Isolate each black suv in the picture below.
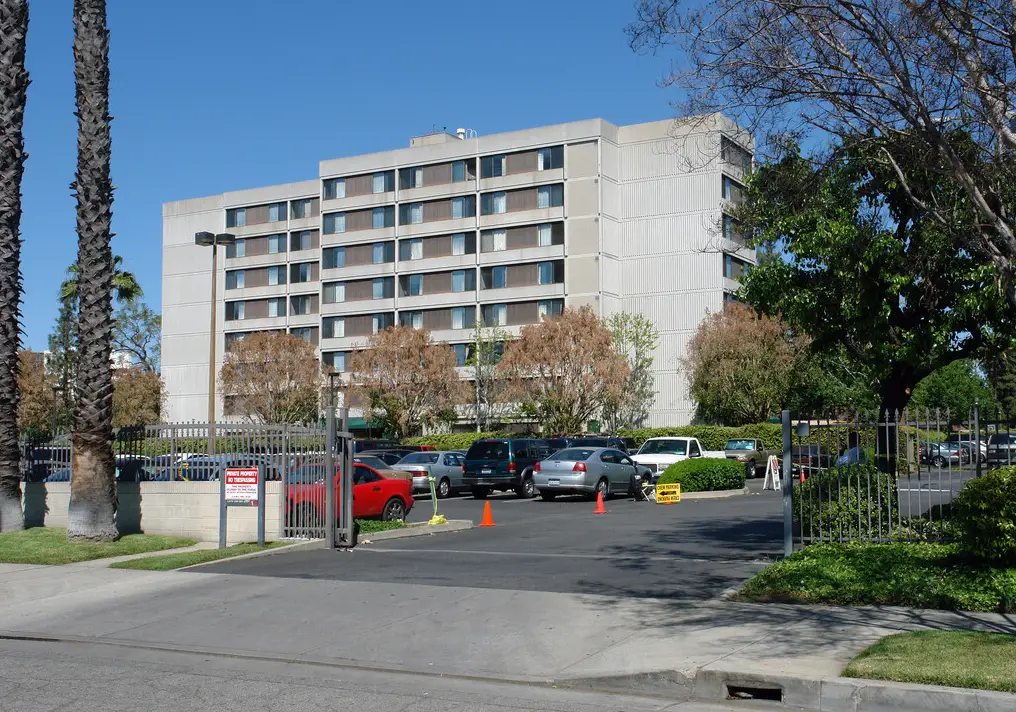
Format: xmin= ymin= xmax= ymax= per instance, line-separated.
xmin=463 ymin=438 xmax=554 ymax=499
xmin=545 ymin=435 xmax=634 ymax=453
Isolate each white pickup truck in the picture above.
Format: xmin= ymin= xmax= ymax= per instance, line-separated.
xmin=630 ymin=436 xmax=727 ymax=481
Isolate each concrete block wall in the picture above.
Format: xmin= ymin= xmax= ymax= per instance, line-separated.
xmin=24 ymin=482 xmax=283 ymax=545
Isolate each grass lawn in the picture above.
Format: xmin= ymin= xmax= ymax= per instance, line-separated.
xmin=0 ymin=527 xmax=196 ymax=565
xmin=844 ymin=631 xmax=1016 ymax=693
xmin=737 ymin=543 xmax=1016 ymax=613
xmin=111 ymin=541 xmax=286 ymax=571
xmin=357 ymin=519 xmax=407 ymax=534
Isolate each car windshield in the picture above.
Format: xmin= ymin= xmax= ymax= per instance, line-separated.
xmin=354 ymin=456 xmax=387 ymax=470
xmin=466 ymin=441 xmax=510 ymax=460
xmin=551 ymin=448 xmax=594 ymax=461
xmin=725 ymin=439 xmax=756 ymax=450
xmin=637 ymin=439 xmax=687 ymax=456
xmin=399 ymin=453 xmax=439 ymax=464
xmin=571 ymin=438 xmax=607 ymax=447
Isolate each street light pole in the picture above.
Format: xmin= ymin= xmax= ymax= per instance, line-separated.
xmin=194 ymin=232 xmax=236 ymax=426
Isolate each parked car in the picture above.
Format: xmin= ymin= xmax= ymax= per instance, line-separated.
xmin=391 ymin=451 xmax=467 ymax=498
xmin=463 ymin=438 xmax=555 ymax=499
xmin=545 ymin=435 xmax=635 ymax=454
xmin=920 ymin=441 xmax=970 ymax=467
xmin=987 ymin=432 xmax=1016 ymax=466
xmin=944 ymin=433 xmax=986 ymax=463
xmin=359 ymin=449 xmax=418 ymax=467
xmin=288 ymin=456 xmax=411 ymax=485
xmin=723 ymin=438 xmax=778 ymax=477
xmin=286 ymin=461 xmax=414 ymax=524
xmin=353 ymin=440 xmax=435 ymax=454
xmin=630 ymin=437 xmax=726 ymax=479
xmin=533 ymin=447 xmax=652 ymax=500
xmin=790 ymin=445 xmax=834 ymax=476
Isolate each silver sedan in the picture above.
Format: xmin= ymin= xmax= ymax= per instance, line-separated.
xmin=391 ymin=451 xmax=466 ymax=498
xmin=533 ymin=447 xmax=652 ymax=501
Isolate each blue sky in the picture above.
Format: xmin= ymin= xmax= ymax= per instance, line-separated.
xmin=19 ymin=0 xmax=676 ymax=350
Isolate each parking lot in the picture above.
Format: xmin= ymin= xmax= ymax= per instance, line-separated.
xmin=203 ymin=480 xmax=784 ymax=600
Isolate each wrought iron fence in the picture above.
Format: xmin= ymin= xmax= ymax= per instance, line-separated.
xmin=788 ymin=407 xmax=994 ymax=546
xmin=20 ymin=422 xmax=330 ymax=540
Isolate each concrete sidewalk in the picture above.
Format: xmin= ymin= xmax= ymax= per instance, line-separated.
xmin=1 ymin=562 xmax=1013 ymax=709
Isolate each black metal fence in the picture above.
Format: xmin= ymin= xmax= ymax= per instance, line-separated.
xmin=787 ymin=406 xmax=1005 ymax=546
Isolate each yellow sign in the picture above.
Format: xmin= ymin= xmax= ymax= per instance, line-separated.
xmin=656 ymin=482 xmax=681 ymax=504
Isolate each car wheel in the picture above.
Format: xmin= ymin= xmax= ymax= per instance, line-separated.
xmin=437 ymin=478 xmax=451 ymax=499
xmin=747 ymin=460 xmax=757 ymax=479
xmin=515 ymin=474 xmax=535 ymax=499
xmin=382 ymin=497 xmax=406 ymax=522
xmin=540 ymin=491 xmax=557 ymax=501
xmin=594 ymin=477 xmax=609 ymax=501
xmin=932 ymin=455 xmax=946 ymax=468
xmin=471 ymin=486 xmax=489 ymax=500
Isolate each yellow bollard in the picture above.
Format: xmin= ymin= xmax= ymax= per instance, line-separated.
xmin=427 ymin=466 xmax=447 ymax=525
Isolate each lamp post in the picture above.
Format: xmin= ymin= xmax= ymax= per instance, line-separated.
xmin=194 ymin=231 xmax=236 ymax=425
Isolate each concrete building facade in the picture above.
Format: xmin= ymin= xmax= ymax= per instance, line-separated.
xmin=161 ymin=115 xmax=754 ymax=427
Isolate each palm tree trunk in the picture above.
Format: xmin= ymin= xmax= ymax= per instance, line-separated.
xmin=68 ymin=0 xmax=116 ymax=541
xmin=0 ymin=0 xmax=29 ymax=532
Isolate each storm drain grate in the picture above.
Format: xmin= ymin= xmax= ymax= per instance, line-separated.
xmin=726 ymin=684 xmax=783 ymax=702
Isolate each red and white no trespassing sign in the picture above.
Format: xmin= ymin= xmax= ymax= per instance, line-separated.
xmin=225 ymin=467 xmax=259 ymax=506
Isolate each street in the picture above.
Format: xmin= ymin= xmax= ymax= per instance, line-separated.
xmin=0 ymin=637 xmax=759 ymax=712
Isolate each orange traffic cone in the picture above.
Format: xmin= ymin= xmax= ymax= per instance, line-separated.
xmin=479 ymin=500 xmax=495 ymax=527
xmin=593 ymin=491 xmax=607 ymax=515
xmin=800 ymin=470 xmax=807 ymax=484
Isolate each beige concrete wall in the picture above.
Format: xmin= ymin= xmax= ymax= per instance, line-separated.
xmin=25 ymin=482 xmax=283 ymax=545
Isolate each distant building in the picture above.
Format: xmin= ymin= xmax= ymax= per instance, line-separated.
xmin=162 ymin=115 xmax=754 ymax=426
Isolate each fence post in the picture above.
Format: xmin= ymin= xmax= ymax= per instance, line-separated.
xmin=782 ymin=409 xmax=793 ymax=558
xmin=325 ymin=408 xmax=336 ymax=549
xmin=974 ymin=400 xmax=981 ymax=478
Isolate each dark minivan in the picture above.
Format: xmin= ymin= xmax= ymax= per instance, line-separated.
xmin=463 ymin=438 xmax=553 ymax=499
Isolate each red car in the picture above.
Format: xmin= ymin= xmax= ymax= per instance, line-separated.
xmin=287 ymin=462 xmax=413 ymax=525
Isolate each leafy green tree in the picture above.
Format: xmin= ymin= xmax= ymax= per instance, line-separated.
xmin=982 ymin=350 xmax=1016 ymax=418
xmin=788 ymin=347 xmax=877 ymax=417
xmin=602 ymin=312 xmax=659 ymax=431
xmin=908 ymin=360 xmax=996 ymax=425
xmin=738 ymin=137 xmax=1015 ymax=418
xmin=113 ymin=299 xmax=160 ymax=372
xmin=60 ymin=253 xmax=141 ymax=307
xmin=47 ymin=298 xmax=77 ymax=426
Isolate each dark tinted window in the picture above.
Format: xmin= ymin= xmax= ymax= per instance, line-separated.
xmin=354 ymin=465 xmax=382 ymax=484
xmin=466 ymin=441 xmax=510 ymax=460
xmin=545 ymin=438 xmax=568 ymax=451
xmin=400 ymin=453 xmax=439 ymax=464
xmin=554 ymin=448 xmax=594 ymax=461
xmin=599 ymin=450 xmax=619 ymax=464
xmin=572 ymin=437 xmax=609 ymax=447
xmin=990 ymin=434 xmax=1013 ymax=444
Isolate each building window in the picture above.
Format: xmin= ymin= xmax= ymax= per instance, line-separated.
xmin=538 ymin=223 xmax=553 ymax=247
xmin=324 ymin=178 xmax=345 ymax=200
xmin=267 ymin=297 xmax=285 ymax=318
xmin=373 ymin=242 xmax=385 ymax=264
xmin=538 ymin=299 xmax=563 ymax=319
xmin=721 ymin=136 xmax=753 ymax=174
xmin=451 ymin=233 xmax=466 ymax=255
xmin=323 ymin=282 xmax=345 ymax=303
xmin=267 ymin=265 xmax=286 ymax=286
xmin=291 ymin=327 xmax=313 ymax=342
xmin=226 ymin=207 xmax=246 ymax=228
xmin=410 ymin=203 xmax=423 ymax=224
xmin=481 ymin=192 xmax=506 ymax=215
xmin=226 ymin=301 xmax=245 ymax=321
xmin=291 ymin=199 xmax=313 ymax=219
xmin=372 ymin=171 xmax=393 ymax=194
xmin=450 ymin=195 xmax=474 ymax=219
xmin=323 ymin=246 xmax=345 ymax=269
xmin=491 ymin=266 xmax=506 ymax=289
xmin=538 ymin=261 xmax=554 ymax=285
xmin=399 ymin=238 xmax=423 ymax=261
xmin=406 ymin=274 xmax=422 ymax=296
xmin=452 ymin=269 xmax=474 ymax=292
xmin=372 ymin=313 xmax=393 ymax=334
xmin=453 ymin=344 xmax=468 ymax=366
xmin=412 ymin=167 xmax=423 ymax=188
xmin=373 ymin=278 xmax=390 ymax=299
xmin=724 ymin=254 xmax=750 ymax=281
xmin=291 ymin=263 xmax=314 ymax=283
xmin=483 ymin=303 xmax=507 ymax=327
xmin=291 ymin=230 xmax=312 ymax=251
xmin=323 ymin=351 xmax=346 ymax=372
xmin=226 ymin=270 xmax=245 ymax=290
xmin=723 ymin=214 xmax=743 ymax=242
xmin=400 ymin=310 xmax=423 ymax=329
xmin=373 ymin=207 xmax=386 ymax=229
xmin=538 ymin=146 xmax=564 ymax=171
xmin=538 ymin=184 xmax=564 ymax=209
xmin=481 ymin=154 xmax=505 ymax=178
xmin=323 ymin=317 xmax=345 ymax=339
xmin=226 ymin=239 xmax=245 ymax=258
xmin=323 ymin=212 xmax=346 ymax=234
xmin=267 ymin=234 xmax=286 ymax=254
xmin=268 ymin=202 xmax=287 ymax=222
xmin=452 ymin=161 xmax=466 ymax=182
xmin=291 ymin=295 xmax=312 ymax=315
xmin=481 ymin=229 xmax=507 ymax=252
xmin=225 ymin=332 xmax=245 ymax=349
xmin=451 ymin=307 xmax=467 ymax=330
xmin=722 ymin=175 xmax=745 ymax=203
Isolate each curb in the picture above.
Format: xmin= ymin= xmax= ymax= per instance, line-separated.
xmin=178 ymin=539 xmax=326 ymax=571
xmin=679 ymin=487 xmax=750 ymax=499
xmin=556 ymin=666 xmax=1016 ymax=712
xmin=360 ymin=520 xmax=472 ymax=542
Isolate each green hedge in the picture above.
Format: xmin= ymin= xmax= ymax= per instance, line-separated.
xmin=954 ymin=467 xmax=1016 ymax=565
xmin=623 ymin=424 xmax=783 ymax=451
xmin=796 ymin=464 xmax=899 ymax=542
xmin=656 ymin=457 xmax=746 ymax=492
xmin=401 ymin=432 xmax=505 ymax=451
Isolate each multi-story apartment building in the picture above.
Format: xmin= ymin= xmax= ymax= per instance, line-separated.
xmin=161 ymin=115 xmax=754 ymax=427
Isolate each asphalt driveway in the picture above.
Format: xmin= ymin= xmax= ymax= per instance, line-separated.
xmin=201 ymin=481 xmax=784 ymax=600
